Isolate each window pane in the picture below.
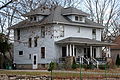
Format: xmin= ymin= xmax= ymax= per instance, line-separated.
xmin=75 ymin=16 xmax=79 ymax=21
xmin=41 ymin=27 xmax=45 ymax=38
xmin=17 ymin=29 xmax=20 ymax=40
xmin=79 ymin=16 xmax=83 ymax=21
xmin=29 ymin=54 xmax=31 ymax=59
xmin=34 ymin=37 xmax=37 ymax=47
xmin=28 ymin=38 xmax=32 ymax=47
xmin=92 ymin=29 xmax=96 ymax=39
xmin=19 ymin=51 xmax=23 ymax=55
xmin=41 ymin=47 xmax=45 ymax=58
xmin=59 ymin=26 xmax=64 ymax=37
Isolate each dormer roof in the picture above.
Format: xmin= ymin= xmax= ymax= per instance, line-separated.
xmin=23 ymin=7 xmax=50 ymax=17
xmin=61 ymin=7 xmax=90 ymax=16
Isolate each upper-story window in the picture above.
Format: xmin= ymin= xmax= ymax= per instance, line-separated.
xmin=59 ymin=26 xmax=64 ymax=37
xmin=17 ymin=29 xmax=20 ymax=40
xmin=92 ymin=29 xmax=96 ymax=40
xmin=34 ymin=16 xmax=36 ymax=21
xmin=75 ymin=16 xmax=79 ymax=21
xmin=41 ymin=26 xmax=45 ymax=38
xmin=28 ymin=38 xmax=32 ymax=47
xmin=34 ymin=37 xmax=38 ymax=47
xmin=75 ymin=16 xmax=83 ymax=21
xmin=78 ymin=27 xmax=80 ymax=33
xmin=41 ymin=47 xmax=45 ymax=58
xmin=30 ymin=16 xmax=37 ymax=21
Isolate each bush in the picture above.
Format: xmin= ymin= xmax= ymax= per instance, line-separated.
xmin=48 ymin=62 xmax=57 ymax=71
xmin=98 ymin=64 xmax=109 ymax=70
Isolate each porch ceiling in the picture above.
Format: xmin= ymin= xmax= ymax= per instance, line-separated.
xmin=55 ymin=37 xmax=115 ymax=47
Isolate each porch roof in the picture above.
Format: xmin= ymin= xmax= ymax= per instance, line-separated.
xmin=55 ymin=37 xmax=115 ymax=47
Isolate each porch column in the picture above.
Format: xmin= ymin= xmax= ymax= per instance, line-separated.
xmin=90 ymin=46 xmax=92 ymax=58
xmin=73 ymin=44 xmax=75 ymax=56
xmin=70 ymin=44 xmax=72 ymax=56
xmin=66 ymin=45 xmax=69 ymax=56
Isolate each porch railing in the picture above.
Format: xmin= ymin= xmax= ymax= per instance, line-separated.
xmin=76 ymin=56 xmax=89 ymax=65
xmin=59 ymin=57 xmax=65 ymax=63
xmin=91 ymin=57 xmax=99 ymax=68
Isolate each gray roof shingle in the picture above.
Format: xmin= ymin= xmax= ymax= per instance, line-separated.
xmin=56 ymin=37 xmax=113 ymax=46
xmin=9 ymin=6 xmax=104 ymax=29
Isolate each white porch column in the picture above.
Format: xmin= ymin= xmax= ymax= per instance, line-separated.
xmin=66 ymin=45 xmax=69 ymax=56
xmin=90 ymin=46 xmax=92 ymax=58
xmin=73 ymin=44 xmax=75 ymax=56
xmin=70 ymin=44 xmax=72 ymax=56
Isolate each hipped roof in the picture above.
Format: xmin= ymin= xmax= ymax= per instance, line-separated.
xmin=9 ymin=6 xmax=103 ymax=29
xmin=56 ymin=37 xmax=114 ymax=47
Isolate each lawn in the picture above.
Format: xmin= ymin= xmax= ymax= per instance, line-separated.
xmin=0 ymin=69 xmax=120 ymax=78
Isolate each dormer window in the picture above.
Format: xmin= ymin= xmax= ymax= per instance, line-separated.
xmin=79 ymin=16 xmax=83 ymax=21
xmin=75 ymin=16 xmax=83 ymax=21
xmin=75 ymin=16 xmax=79 ymax=21
xmin=34 ymin=16 xmax=36 ymax=21
xmin=29 ymin=16 xmax=37 ymax=21
xmin=30 ymin=17 xmax=33 ymax=21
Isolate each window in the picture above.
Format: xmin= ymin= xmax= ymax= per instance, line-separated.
xmin=29 ymin=54 xmax=31 ymax=59
xmin=34 ymin=37 xmax=37 ymax=47
xmin=41 ymin=47 xmax=45 ymax=58
xmin=30 ymin=17 xmax=33 ymax=21
xmin=92 ymin=29 xmax=96 ymax=39
xmin=78 ymin=27 xmax=80 ymax=33
xmin=34 ymin=55 xmax=36 ymax=65
xmin=28 ymin=38 xmax=32 ymax=47
xmin=75 ymin=16 xmax=83 ymax=21
xmin=34 ymin=16 xmax=36 ymax=21
xmin=79 ymin=16 xmax=83 ymax=21
xmin=59 ymin=26 xmax=64 ymax=37
xmin=19 ymin=51 xmax=23 ymax=55
xmin=41 ymin=27 xmax=45 ymax=38
xmin=17 ymin=29 xmax=20 ymax=40
xmin=75 ymin=16 xmax=79 ymax=21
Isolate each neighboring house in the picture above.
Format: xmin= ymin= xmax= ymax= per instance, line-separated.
xmin=9 ymin=6 xmax=112 ymax=69
xmin=110 ymin=35 xmax=120 ymax=63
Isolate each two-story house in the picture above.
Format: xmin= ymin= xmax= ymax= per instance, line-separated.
xmin=9 ymin=6 xmax=112 ymax=69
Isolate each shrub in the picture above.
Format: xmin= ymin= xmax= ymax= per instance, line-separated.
xmin=48 ymin=62 xmax=57 ymax=71
xmin=98 ymin=64 xmax=109 ymax=70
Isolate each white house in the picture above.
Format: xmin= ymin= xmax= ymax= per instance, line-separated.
xmin=9 ymin=6 xmax=111 ymax=69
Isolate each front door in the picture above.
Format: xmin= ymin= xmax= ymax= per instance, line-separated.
xmin=62 ymin=47 xmax=66 ymax=57
xmin=32 ymin=54 xmax=38 ymax=69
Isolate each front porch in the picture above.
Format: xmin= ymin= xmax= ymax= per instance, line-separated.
xmin=56 ymin=37 xmax=112 ymax=68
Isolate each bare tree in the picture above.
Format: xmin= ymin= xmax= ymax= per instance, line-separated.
xmin=85 ymin=0 xmax=120 ymax=42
